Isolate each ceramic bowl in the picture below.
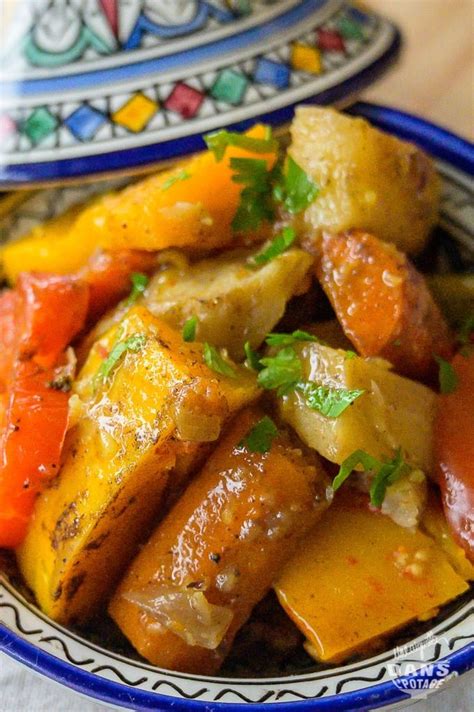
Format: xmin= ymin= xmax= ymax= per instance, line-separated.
xmin=0 ymin=0 xmax=401 ymax=186
xmin=0 ymin=103 xmax=473 ymax=711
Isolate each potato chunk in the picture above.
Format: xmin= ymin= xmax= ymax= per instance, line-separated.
xmin=290 ymin=107 xmax=440 ymax=254
xmin=79 ymin=247 xmax=313 ymax=362
xmin=109 ymin=408 xmax=330 ymax=673
xmin=16 ymin=308 xmax=258 ymax=624
xmin=275 ymin=490 xmax=469 ymax=663
xmin=278 ymin=343 xmax=436 ymax=471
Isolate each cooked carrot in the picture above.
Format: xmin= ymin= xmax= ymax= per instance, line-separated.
xmin=109 ymin=407 xmax=329 ymax=673
xmin=434 ymin=350 xmax=474 ymax=561
xmin=315 ymin=230 xmax=454 ymax=380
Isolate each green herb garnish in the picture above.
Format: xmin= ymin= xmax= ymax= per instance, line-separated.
xmin=248 ymin=227 xmax=296 ymax=266
xmin=244 ymin=341 xmax=262 ymax=371
xmin=240 ymin=416 xmax=278 ymax=454
xmin=332 ymin=448 xmax=409 ymax=508
xmin=95 ymin=333 xmax=146 ymax=386
xmin=435 ymin=355 xmax=458 ymax=394
xmin=203 ymin=343 xmax=236 ymax=378
xmin=162 ymin=169 xmax=191 ymax=191
xmin=204 ymin=129 xmax=277 ymax=162
xmin=458 ymin=314 xmax=474 ymax=346
xmin=345 ymin=350 xmax=357 ymax=360
xmin=273 ymin=156 xmax=319 ymax=215
xmin=182 ymin=316 xmax=198 ymax=342
xmin=125 ymin=272 xmax=149 ymax=306
xmin=258 ymin=347 xmax=302 ymax=396
xmin=297 ymin=382 xmax=365 ymax=418
xmin=265 ymin=329 xmax=318 ymax=347
xmin=230 ymin=157 xmax=275 ymax=231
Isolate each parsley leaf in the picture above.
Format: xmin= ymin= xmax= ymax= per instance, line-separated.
xmin=265 ymin=328 xmax=318 ymax=347
xmin=182 ymin=316 xmax=198 ymax=342
xmin=258 ymin=347 xmax=302 ymax=396
xmin=458 ymin=313 xmax=474 ymax=346
xmin=273 ymin=156 xmax=319 ymax=214
xmin=248 ymin=227 xmax=296 ymax=266
xmin=435 ymin=355 xmax=458 ymax=394
xmin=125 ymin=272 xmax=149 ymax=306
xmin=244 ymin=341 xmax=262 ymax=371
xmin=297 ymin=382 xmax=365 ymax=418
xmin=332 ymin=450 xmax=380 ymax=492
xmin=369 ymin=448 xmax=409 ymax=508
xmin=240 ymin=416 xmax=278 ymax=454
xmin=203 ymin=343 xmax=236 ymax=378
xmin=345 ymin=350 xmax=357 ymax=360
xmin=161 ymin=169 xmax=191 ymax=191
xmin=204 ymin=129 xmax=277 ymax=162
xmin=230 ymin=157 xmax=275 ymax=231
xmin=332 ymin=448 xmax=410 ymax=508
xmin=96 ymin=333 xmax=146 ymax=386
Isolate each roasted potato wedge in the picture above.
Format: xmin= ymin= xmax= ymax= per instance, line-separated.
xmin=278 ymin=342 xmax=436 ymax=471
xmin=290 ymin=107 xmax=440 ymax=254
xmin=80 ymin=248 xmax=313 ymax=362
xmin=16 ymin=308 xmax=259 ymax=624
xmin=275 ymin=490 xmax=469 ymax=663
xmin=109 ymin=407 xmax=330 ymax=673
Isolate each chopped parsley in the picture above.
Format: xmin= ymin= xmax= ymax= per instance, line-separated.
xmin=203 ymin=343 xmax=236 ymax=378
xmin=182 ymin=316 xmax=198 ymax=342
xmin=345 ymin=350 xmax=357 ymax=360
xmin=244 ymin=341 xmax=262 ymax=371
xmin=332 ymin=448 xmax=409 ymax=508
xmin=458 ymin=313 xmax=474 ymax=346
xmin=297 ymin=382 xmax=365 ymax=418
xmin=248 ymin=227 xmax=296 ymax=266
xmin=435 ymin=355 xmax=458 ymax=394
xmin=95 ymin=333 xmax=146 ymax=386
xmin=265 ymin=328 xmax=318 ymax=347
xmin=240 ymin=416 xmax=278 ymax=454
xmin=125 ymin=272 xmax=149 ymax=306
xmin=258 ymin=347 xmax=302 ymax=396
xmin=273 ymin=156 xmax=319 ymax=215
xmin=162 ymin=169 xmax=191 ymax=191
xmin=204 ymin=129 xmax=277 ymax=162
xmin=230 ymin=157 xmax=275 ymax=231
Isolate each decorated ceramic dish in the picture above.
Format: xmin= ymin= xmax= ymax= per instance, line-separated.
xmin=0 ymin=103 xmax=473 ymax=710
xmin=0 ymin=0 xmax=401 ymax=186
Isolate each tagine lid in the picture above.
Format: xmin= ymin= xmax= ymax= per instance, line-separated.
xmin=0 ymin=0 xmax=401 ymax=187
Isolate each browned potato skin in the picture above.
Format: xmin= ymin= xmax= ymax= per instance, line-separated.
xmin=290 ymin=107 xmax=440 ymax=255
xmin=109 ymin=408 xmax=330 ymax=674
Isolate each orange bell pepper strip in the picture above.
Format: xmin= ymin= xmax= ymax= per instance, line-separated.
xmin=0 ymin=273 xmax=89 ymax=547
xmin=434 ymin=349 xmax=474 ymax=562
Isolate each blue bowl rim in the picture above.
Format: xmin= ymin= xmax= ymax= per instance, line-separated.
xmin=1 ymin=103 xmax=473 ymax=710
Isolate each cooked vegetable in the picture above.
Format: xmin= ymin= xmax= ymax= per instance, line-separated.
xmin=1 ymin=127 xmax=277 ymax=282
xmin=0 ymin=273 xmax=89 ymax=547
xmin=428 ymin=274 xmax=474 ymax=327
xmin=315 ymin=230 xmax=453 ymax=380
xmin=278 ymin=342 xmax=436 ymax=471
xmin=275 ymin=490 xmax=469 ymax=663
xmin=290 ymin=106 xmax=440 ymax=254
xmin=81 ymin=247 xmax=313 ymax=362
xmin=248 ymin=226 xmax=296 ymax=266
xmin=16 ymin=308 xmax=259 ymax=623
xmin=109 ymin=407 xmax=330 ymax=673
xmin=434 ymin=350 xmax=474 ymax=561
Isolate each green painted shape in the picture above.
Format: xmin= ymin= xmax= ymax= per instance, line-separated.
xmin=23 ymin=107 xmax=58 ymax=144
xmin=23 ymin=26 xmax=112 ymax=68
xmin=337 ymin=16 xmax=364 ymax=41
xmin=211 ymin=69 xmax=249 ymax=105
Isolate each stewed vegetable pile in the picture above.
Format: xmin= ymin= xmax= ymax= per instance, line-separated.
xmin=1 ymin=108 xmax=473 ymax=672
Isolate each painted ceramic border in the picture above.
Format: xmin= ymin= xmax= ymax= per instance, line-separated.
xmin=0 ymin=104 xmax=473 ymax=711
xmin=0 ymin=2 xmax=401 ymax=186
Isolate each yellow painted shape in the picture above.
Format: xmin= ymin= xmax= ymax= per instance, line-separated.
xmin=275 ymin=492 xmax=468 ymax=663
xmin=113 ymin=93 xmax=158 ymax=132
xmin=291 ymin=43 xmax=322 ymax=74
